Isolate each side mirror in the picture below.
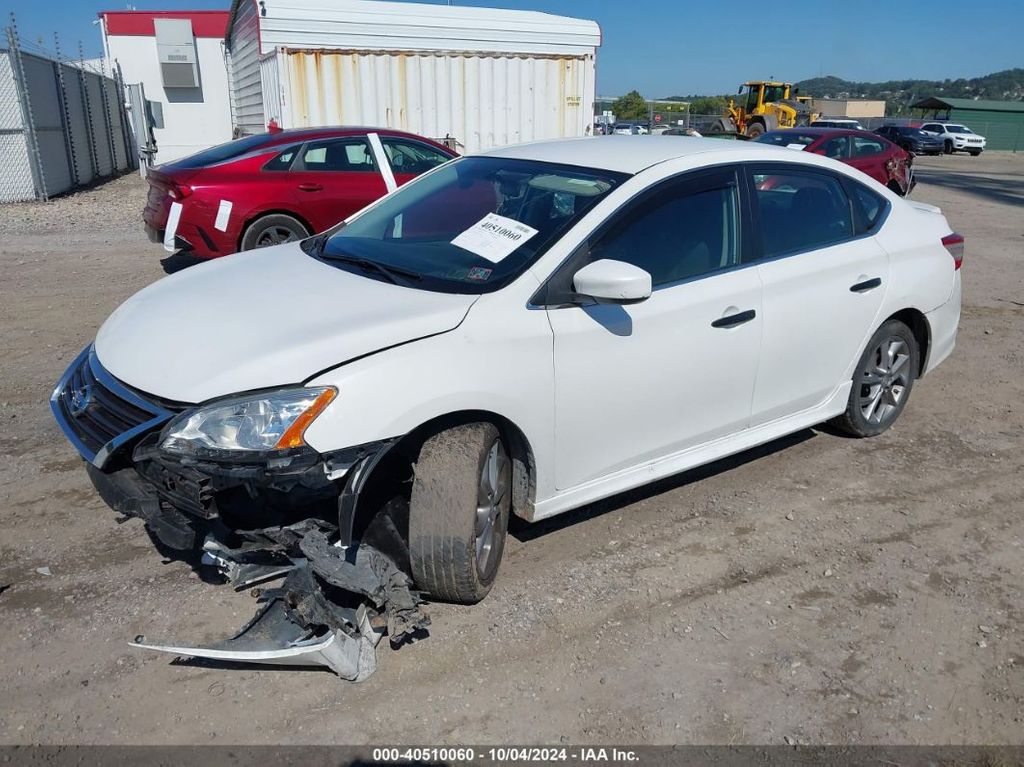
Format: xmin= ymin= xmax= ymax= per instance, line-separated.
xmin=572 ymin=259 xmax=652 ymax=305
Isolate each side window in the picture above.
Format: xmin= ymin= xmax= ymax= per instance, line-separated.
xmin=263 ymin=146 xmax=299 ymax=172
xmin=847 ymin=181 xmax=887 ymax=234
xmin=589 ymin=173 xmax=741 ymax=288
xmin=818 ymin=135 xmax=850 ymax=160
xmin=299 ymin=138 xmax=376 ymax=172
xmin=922 ymin=124 xmax=941 ymax=133
xmin=853 ymin=136 xmax=886 ymax=157
xmin=752 ymin=169 xmax=854 ymax=257
xmin=380 ymin=138 xmax=451 ymax=175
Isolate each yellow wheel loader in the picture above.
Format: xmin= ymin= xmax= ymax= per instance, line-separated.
xmin=709 ymin=81 xmax=818 ymax=138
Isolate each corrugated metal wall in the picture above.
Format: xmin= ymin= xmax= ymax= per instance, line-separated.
xmin=949 ymin=109 xmax=1024 ymax=151
xmin=279 ymin=50 xmax=594 ymax=152
xmin=254 ymin=0 xmax=601 ymax=57
xmin=260 ymin=53 xmax=282 ymax=127
xmin=227 ymin=0 xmax=265 ymax=135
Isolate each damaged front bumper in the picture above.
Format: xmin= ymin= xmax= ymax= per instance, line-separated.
xmin=134 ymin=531 xmax=429 ymax=681
xmin=53 ymin=346 xmax=425 ymax=680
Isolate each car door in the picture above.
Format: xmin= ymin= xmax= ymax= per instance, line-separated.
xmin=543 ymin=167 xmax=763 ymax=490
xmin=747 ymin=164 xmax=890 ymax=425
xmin=286 ymin=136 xmax=388 ymax=231
xmin=813 ymin=134 xmax=851 ymax=162
xmin=378 ymin=136 xmax=454 ymax=187
xmin=846 ymin=134 xmax=891 ymax=187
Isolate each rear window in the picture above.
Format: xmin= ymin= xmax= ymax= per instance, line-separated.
xmin=752 ymin=170 xmax=854 ymax=257
xmin=165 ymin=134 xmax=281 ymax=169
xmin=756 ymin=132 xmax=817 ymax=147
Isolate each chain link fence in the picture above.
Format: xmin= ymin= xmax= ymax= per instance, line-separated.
xmin=1 ymin=20 xmax=136 ymax=203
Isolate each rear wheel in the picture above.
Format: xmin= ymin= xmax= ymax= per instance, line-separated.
xmin=409 ymin=423 xmax=511 ymax=604
xmin=240 ymin=214 xmax=310 ymax=251
xmin=832 ymin=320 xmax=919 ymax=438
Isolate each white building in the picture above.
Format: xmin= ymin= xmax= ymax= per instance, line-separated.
xmin=100 ymin=10 xmax=233 ymax=165
xmin=225 ymin=0 xmax=601 ymax=152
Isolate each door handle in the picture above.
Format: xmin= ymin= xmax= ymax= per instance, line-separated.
xmin=711 ymin=309 xmax=756 ymax=329
xmin=850 ymin=277 xmax=882 ymax=293
xmin=298 ymin=183 xmax=323 ymax=192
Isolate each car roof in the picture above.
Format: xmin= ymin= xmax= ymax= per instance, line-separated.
xmin=764 ymin=127 xmax=886 ymax=140
xmin=268 ymin=126 xmax=445 ymax=143
xmin=481 ymin=135 xmax=770 ymax=174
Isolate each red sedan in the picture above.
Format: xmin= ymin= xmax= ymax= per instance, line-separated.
xmin=755 ymin=127 xmax=914 ymax=196
xmin=144 ymin=127 xmax=458 ymax=258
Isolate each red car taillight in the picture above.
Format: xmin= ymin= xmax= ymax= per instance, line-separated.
xmin=168 ymin=183 xmax=192 ymax=201
xmin=942 ymin=232 xmax=964 ymax=270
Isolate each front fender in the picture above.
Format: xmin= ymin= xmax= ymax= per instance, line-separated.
xmin=301 ymin=302 xmax=556 ymax=504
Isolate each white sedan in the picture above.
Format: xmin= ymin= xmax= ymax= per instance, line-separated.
xmin=53 ymin=136 xmax=962 ymax=607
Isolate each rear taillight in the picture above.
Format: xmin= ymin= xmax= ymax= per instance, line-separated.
xmin=942 ymin=232 xmax=964 ymax=270
xmin=168 ymin=183 xmax=192 ymax=201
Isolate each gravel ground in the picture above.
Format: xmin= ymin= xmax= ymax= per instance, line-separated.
xmin=0 ymin=154 xmax=1021 ymax=745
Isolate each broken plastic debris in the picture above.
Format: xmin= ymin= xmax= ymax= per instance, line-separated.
xmin=131 ymin=598 xmax=381 ymax=681
xmin=35 ymin=566 xmax=52 ymax=577
xmin=131 ymin=528 xmax=428 ymax=681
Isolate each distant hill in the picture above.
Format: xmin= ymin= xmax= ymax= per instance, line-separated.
xmin=795 ymin=69 xmax=1024 ymax=114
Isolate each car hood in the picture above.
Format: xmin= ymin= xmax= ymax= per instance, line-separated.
xmin=95 ymin=243 xmax=477 ymax=403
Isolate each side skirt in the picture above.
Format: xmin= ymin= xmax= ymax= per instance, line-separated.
xmin=532 ymin=382 xmax=852 ymax=521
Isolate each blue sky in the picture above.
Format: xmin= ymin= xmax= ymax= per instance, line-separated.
xmin=6 ymin=0 xmax=1023 ymax=96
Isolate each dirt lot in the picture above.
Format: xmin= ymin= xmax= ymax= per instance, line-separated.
xmin=0 ymin=153 xmax=1021 ymax=745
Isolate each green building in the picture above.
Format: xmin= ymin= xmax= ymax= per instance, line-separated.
xmin=912 ymin=97 xmax=1024 ymax=151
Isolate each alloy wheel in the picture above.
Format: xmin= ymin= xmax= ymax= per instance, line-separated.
xmin=859 ymin=337 xmax=911 ymax=425
xmin=475 ymin=438 xmax=509 ymax=577
xmin=256 ymin=226 xmax=301 ymax=247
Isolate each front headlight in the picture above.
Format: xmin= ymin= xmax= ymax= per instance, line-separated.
xmin=161 ymin=387 xmax=336 ymax=456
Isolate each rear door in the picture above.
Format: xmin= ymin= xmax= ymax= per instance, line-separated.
xmin=846 ymin=134 xmax=891 ymax=187
xmin=747 ymin=164 xmax=890 ymax=425
xmin=286 ymin=137 xmax=388 ymax=231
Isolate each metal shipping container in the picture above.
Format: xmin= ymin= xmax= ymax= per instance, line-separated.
xmin=226 ymin=0 xmax=600 ymax=152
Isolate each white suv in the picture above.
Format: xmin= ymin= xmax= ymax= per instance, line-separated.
xmin=52 ymin=138 xmax=963 ymax=610
xmin=919 ymin=122 xmax=986 ymax=155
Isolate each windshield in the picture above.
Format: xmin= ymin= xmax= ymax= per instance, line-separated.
xmin=763 ymin=85 xmax=787 ymax=103
xmin=313 ymin=157 xmax=627 ymax=293
xmin=166 ymin=134 xmax=280 ymax=169
xmin=946 ymin=125 xmax=972 ymax=134
xmin=756 ymin=131 xmax=817 ymax=146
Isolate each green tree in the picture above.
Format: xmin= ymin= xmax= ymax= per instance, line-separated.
xmin=688 ymin=96 xmax=729 ymax=116
xmin=612 ymin=90 xmax=649 ymax=121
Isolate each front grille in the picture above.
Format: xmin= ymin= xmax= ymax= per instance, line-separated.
xmin=51 ymin=346 xmax=180 ymax=467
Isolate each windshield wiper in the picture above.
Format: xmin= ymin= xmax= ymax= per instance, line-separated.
xmin=318 ymin=252 xmax=422 ymax=285
xmin=301 ymin=232 xmax=329 ymax=257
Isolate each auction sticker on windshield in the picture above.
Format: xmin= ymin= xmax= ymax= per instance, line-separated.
xmin=451 ymin=213 xmax=538 ymax=263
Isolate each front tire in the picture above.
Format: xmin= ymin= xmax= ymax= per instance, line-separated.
xmin=240 ymin=214 xmax=310 ymax=251
xmin=944 ymin=140 xmax=954 ymax=155
xmin=832 ymin=320 xmax=919 ymax=438
xmin=409 ymin=423 xmax=511 ymax=604
xmin=745 ymin=121 xmax=765 ymax=139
